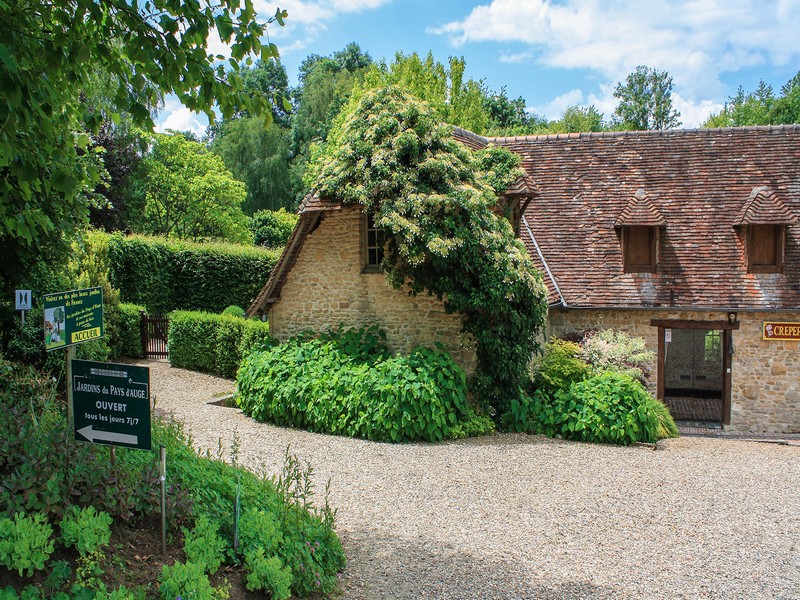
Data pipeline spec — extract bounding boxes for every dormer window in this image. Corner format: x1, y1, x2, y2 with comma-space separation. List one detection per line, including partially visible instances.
496, 173, 538, 237
615, 189, 666, 275
746, 224, 784, 273
734, 187, 797, 275
622, 226, 658, 273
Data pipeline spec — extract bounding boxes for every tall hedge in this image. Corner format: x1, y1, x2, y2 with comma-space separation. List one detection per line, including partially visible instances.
107, 234, 281, 314
168, 311, 272, 378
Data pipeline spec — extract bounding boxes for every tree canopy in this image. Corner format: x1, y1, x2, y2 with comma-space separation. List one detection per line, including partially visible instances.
613, 65, 681, 130
142, 133, 251, 244
313, 86, 548, 421
0, 0, 284, 292
703, 72, 800, 127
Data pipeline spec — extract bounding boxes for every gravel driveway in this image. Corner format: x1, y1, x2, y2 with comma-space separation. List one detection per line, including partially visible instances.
140, 360, 800, 599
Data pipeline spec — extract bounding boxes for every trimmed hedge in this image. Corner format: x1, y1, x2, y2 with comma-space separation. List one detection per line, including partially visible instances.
107, 234, 280, 314
113, 303, 145, 358
237, 330, 472, 443
168, 311, 272, 378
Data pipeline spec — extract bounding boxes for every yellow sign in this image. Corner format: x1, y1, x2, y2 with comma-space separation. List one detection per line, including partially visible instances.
72, 327, 102, 343
763, 322, 800, 341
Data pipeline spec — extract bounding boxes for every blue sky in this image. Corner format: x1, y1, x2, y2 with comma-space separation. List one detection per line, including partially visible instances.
159, 0, 800, 135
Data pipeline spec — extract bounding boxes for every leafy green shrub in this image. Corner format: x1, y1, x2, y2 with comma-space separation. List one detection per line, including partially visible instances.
646, 396, 680, 440
0, 513, 54, 577
220, 305, 246, 318
580, 329, 654, 383
531, 371, 677, 445
108, 233, 280, 314
446, 410, 496, 440
60, 506, 112, 555
168, 310, 272, 378
238, 509, 283, 557
237, 329, 471, 442
159, 561, 215, 599
532, 338, 591, 396
244, 549, 293, 598
183, 515, 227, 575
249, 208, 298, 248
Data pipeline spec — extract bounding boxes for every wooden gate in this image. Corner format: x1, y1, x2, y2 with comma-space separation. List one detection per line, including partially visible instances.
140, 313, 169, 359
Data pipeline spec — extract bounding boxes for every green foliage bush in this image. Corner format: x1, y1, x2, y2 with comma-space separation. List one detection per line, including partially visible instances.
60, 506, 112, 556
107, 233, 280, 314
237, 328, 471, 442
0, 513, 54, 577
244, 550, 293, 598
531, 372, 677, 445
159, 561, 216, 600
249, 208, 298, 248
220, 305, 246, 318
168, 310, 272, 378
580, 329, 654, 383
182, 515, 227, 575
532, 339, 592, 396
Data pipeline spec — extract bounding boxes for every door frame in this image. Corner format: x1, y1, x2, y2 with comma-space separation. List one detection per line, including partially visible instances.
650, 319, 739, 426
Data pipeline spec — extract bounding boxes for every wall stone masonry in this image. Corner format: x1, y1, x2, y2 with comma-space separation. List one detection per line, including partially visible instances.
547, 308, 800, 433
268, 208, 476, 372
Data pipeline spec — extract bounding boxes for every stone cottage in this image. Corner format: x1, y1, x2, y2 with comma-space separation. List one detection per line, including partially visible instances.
249, 124, 800, 434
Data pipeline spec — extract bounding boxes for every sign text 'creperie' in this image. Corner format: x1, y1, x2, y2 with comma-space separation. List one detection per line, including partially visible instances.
763, 321, 800, 341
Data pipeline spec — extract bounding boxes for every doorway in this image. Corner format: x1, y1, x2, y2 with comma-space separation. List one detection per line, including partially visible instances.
651, 319, 737, 428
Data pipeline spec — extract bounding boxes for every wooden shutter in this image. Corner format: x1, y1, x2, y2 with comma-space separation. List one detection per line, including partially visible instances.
747, 224, 783, 273
623, 226, 656, 273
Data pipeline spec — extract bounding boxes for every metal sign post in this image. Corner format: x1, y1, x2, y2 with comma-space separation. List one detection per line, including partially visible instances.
160, 445, 167, 555
15, 290, 31, 327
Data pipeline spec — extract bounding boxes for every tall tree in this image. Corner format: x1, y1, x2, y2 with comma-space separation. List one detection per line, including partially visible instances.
212, 118, 294, 214
613, 66, 681, 130
483, 87, 547, 135
704, 72, 800, 127
548, 105, 606, 133
0, 0, 284, 293
141, 133, 251, 244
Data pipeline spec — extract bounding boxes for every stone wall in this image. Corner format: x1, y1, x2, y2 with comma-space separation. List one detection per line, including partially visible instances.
547, 308, 800, 433
268, 208, 476, 372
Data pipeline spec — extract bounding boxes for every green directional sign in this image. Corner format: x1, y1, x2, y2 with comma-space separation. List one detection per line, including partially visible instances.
72, 360, 151, 450
44, 287, 104, 351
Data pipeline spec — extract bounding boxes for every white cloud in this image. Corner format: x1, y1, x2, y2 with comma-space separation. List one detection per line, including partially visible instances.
530, 88, 585, 121
498, 50, 535, 64
156, 97, 209, 138
433, 0, 800, 104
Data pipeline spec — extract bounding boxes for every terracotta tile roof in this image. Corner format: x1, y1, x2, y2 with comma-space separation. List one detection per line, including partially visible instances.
615, 189, 667, 227
251, 126, 800, 314
487, 125, 800, 310
505, 173, 539, 198
733, 186, 798, 226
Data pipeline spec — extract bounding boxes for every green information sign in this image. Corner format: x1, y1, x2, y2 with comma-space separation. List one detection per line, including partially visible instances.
72, 359, 151, 450
43, 287, 104, 351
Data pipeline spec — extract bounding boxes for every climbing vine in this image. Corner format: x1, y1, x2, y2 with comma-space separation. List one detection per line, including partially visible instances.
313, 86, 548, 421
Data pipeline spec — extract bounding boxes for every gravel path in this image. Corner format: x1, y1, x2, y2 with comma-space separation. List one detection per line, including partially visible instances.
140, 360, 800, 599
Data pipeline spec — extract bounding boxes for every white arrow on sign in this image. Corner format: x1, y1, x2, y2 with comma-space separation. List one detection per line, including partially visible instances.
77, 425, 138, 446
